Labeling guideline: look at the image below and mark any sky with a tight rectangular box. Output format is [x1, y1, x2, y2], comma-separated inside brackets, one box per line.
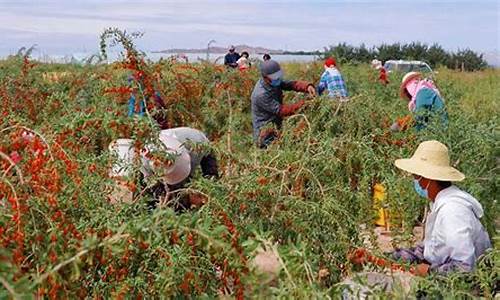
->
[0, 0, 498, 57]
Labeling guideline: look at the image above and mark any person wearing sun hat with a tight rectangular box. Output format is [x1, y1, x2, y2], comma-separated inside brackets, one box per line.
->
[317, 57, 349, 100]
[251, 59, 316, 148]
[139, 127, 218, 210]
[371, 59, 389, 85]
[392, 140, 491, 274]
[108, 128, 218, 210]
[391, 72, 448, 132]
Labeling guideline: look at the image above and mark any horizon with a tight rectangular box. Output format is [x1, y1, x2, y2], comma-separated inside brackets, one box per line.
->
[0, 0, 498, 58]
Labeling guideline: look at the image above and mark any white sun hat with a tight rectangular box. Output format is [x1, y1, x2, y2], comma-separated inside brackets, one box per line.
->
[394, 140, 465, 181]
[158, 135, 192, 185]
[109, 138, 135, 177]
[371, 59, 382, 69]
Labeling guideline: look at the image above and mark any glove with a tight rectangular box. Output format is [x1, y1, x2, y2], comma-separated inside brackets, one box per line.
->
[392, 243, 425, 263]
[397, 115, 413, 130]
[348, 248, 368, 265]
[392, 248, 420, 263]
[390, 121, 401, 132]
[188, 192, 207, 208]
[279, 100, 305, 117]
[413, 263, 430, 277]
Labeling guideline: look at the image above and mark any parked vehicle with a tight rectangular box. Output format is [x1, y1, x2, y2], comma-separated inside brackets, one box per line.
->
[383, 60, 433, 73]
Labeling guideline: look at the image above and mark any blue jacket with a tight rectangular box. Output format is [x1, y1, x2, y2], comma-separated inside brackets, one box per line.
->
[414, 88, 448, 130]
[224, 52, 240, 68]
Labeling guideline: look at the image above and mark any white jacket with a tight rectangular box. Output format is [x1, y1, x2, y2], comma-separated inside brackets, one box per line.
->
[424, 186, 492, 270]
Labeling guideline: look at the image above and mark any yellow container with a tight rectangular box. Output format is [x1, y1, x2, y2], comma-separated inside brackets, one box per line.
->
[373, 183, 389, 228]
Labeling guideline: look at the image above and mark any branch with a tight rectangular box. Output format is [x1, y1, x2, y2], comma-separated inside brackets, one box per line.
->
[0, 150, 25, 185]
[0, 276, 21, 299]
[32, 233, 130, 287]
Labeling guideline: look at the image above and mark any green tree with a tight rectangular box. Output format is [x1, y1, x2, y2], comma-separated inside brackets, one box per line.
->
[426, 44, 450, 68]
[448, 49, 488, 71]
[323, 42, 488, 71]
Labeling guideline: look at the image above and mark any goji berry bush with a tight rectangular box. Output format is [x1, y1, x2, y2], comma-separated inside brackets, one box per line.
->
[0, 30, 498, 298]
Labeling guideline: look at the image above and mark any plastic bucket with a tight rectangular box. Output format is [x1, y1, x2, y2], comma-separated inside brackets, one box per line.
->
[109, 138, 135, 177]
[373, 183, 389, 228]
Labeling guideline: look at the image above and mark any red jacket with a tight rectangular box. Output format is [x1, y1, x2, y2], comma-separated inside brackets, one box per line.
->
[379, 68, 389, 85]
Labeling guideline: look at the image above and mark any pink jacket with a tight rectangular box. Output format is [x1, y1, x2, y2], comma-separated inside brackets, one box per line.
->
[405, 79, 442, 111]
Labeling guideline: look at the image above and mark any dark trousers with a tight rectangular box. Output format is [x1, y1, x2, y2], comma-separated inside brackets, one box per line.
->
[259, 130, 278, 149]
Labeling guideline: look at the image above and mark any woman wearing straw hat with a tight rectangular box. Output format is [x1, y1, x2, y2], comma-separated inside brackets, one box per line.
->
[391, 72, 448, 132]
[392, 140, 491, 274]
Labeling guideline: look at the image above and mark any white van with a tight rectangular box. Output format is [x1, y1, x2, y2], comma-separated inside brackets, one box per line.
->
[383, 60, 433, 73]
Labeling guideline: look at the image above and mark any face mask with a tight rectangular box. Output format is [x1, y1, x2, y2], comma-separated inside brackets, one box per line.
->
[270, 78, 282, 87]
[413, 179, 428, 198]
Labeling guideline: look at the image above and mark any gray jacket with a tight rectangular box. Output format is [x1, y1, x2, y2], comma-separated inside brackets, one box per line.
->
[250, 79, 311, 141]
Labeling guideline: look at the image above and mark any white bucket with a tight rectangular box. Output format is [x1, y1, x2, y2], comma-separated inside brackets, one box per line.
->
[109, 138, 135, 177]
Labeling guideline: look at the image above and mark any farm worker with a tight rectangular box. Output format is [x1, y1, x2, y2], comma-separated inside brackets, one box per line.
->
[140, 127, 219, 211]
[127, 75, 145, 117]
[391, 72, 447, 132]
[150, 91, 170, 129]
[251, 60, 316, 148]
[379, 68, 388, 85]
[371, 59, 382, 69]
[371, 59, 389, 85]
[392, 140, 491, 274]
[317, 58, 349, 101]
[127, 73, 169, 129]
[237, 51, 251, 71]
[224, 45, 240, 68]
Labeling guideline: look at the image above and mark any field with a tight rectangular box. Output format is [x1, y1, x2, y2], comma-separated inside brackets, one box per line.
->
[0, 47, 498, 298]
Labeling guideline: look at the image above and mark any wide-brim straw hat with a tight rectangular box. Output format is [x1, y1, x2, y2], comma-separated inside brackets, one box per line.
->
[394, 140, 465, 181]
[158, 135, 191, 185]
[399, 72, 422, 100]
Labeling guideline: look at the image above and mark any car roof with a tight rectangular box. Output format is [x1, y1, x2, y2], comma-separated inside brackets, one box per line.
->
[384, 60, 428, 65]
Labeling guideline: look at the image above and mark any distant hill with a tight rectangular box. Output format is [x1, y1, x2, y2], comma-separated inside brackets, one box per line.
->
[154, 45, 286, 55]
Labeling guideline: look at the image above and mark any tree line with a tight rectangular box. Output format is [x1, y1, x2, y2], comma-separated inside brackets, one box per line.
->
[323, 42, 489, 71]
